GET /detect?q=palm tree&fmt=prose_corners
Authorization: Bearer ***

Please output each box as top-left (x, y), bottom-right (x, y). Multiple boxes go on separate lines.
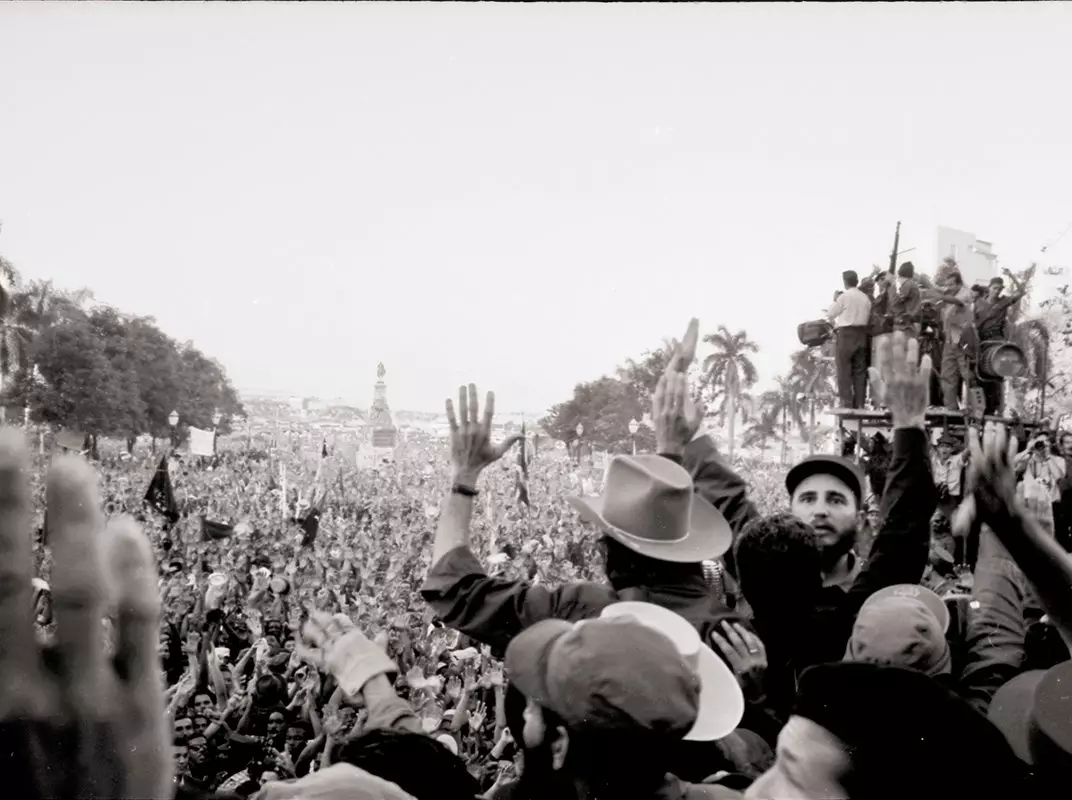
top-left (741, 413), bottom-right (779, 458)
top-left (760, 376), bottom-right (804, 465)
top-left (702, 326), bottom-right (759, 459)
top-left (788, 348), bottom-right (837, 451)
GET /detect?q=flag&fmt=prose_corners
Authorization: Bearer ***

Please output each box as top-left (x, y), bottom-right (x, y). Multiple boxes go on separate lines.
top-left (55, 429), bottom-right (85, 453)
top-left (322, 440), bottom-right (328, 459)
top-left (144, 455), bottom-right (180, 527)
top-left (201, 517), bottom-right (234, 541)
top-left (298, 507), bottom-right (321, 548)
top-left (515, 423), bottom-right (530, 507)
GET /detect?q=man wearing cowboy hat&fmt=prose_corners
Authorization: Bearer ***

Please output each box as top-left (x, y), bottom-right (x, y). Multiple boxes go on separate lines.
top-left (422, 321), bottom-right (748, 656)
top-left (421, 321), bottom-right (769, 777)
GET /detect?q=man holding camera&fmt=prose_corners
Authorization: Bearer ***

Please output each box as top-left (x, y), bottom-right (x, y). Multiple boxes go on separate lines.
top-left (826, 270), bottom-right (872, 408)
top-left (1015, 432), bottom-right (1066, 536)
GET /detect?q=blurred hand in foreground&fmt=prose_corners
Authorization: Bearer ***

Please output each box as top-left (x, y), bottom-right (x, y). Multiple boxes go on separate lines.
top-left (0, 429), bottom-right (171, 798)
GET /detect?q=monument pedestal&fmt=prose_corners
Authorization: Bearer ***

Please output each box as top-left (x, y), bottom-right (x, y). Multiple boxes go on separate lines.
top-left (369, 376), bottom-right (397, 450)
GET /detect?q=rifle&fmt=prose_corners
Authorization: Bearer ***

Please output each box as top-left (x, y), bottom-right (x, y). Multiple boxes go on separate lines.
top-left (889, 220), bottom-right (901, 275)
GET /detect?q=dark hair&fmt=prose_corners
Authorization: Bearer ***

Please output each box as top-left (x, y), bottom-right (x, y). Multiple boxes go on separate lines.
top-left (897, 261), bottom-right (914, 278)
top-left (734, 513), bottom-right (822, 614)
top-left (336, 728), bottom-right (480, 800)
top-left (286, 719), bottom-right (313, 737)
top-left (193, 689), bottom-right (217, 705)
top-left (600, 536), bottom-right (703, 596)
top-left (843, 271), bottom-right (859, 289)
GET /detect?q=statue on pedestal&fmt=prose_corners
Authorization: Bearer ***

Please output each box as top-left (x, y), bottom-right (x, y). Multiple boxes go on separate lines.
top-left (370, 362), bottom-right (396, 449)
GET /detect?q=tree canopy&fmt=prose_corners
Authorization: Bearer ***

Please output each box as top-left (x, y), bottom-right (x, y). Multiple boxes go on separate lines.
top-left (0, 268), bottom-right (243, 446)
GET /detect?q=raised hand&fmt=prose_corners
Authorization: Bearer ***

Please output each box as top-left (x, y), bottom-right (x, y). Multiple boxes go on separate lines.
top-left (406, 665), bottom-right (427, 691)
top-left (0, 433), bottom-right (171, 798)
top-left (868, 331), bottom-right (931, 429)
top-left (323, 713), bottom-right (343, 739)
top-left (468, 700), bottom-right (487, 731)
top-left (667, 318), bottom-right (700, 374)
top-left (445, 676), bottom-right (462, 702)
top-left (183, 630), bottom-right (201, 658)
top-left (966, 425), bottom-right (1020, 522)
top-left (445, 384), bottom-right (523, 488)
top-left (653, 370), bottom-right (701, 456)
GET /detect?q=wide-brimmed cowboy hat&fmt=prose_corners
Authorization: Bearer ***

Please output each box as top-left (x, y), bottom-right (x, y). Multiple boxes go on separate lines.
top-left (601, 601), bottom-right (745, 741)
top-left (566, 454), bottom-right (731, 563)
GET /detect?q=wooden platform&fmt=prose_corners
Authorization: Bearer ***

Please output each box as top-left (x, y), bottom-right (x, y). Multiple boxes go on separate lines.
top-left (824, 407), bottom-right (1044, 457)
top-left (828, 407), bottom-right (1039, 426)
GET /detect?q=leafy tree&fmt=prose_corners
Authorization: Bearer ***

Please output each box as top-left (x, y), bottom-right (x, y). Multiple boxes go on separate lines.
top-left (28, 317), bottom-right (127, 441)
top-left (0, 263), bottom-right (243, 447)
top-left (125, 317), bottom-right (187, 442)
top-left (540, 376), bottom-right (647, 455)
top-left (701, 326), bottom-right (759, 459)
top-left (89, 307), bottom-right (148, 448)
top-left (177, 343), bottom-right (244, 433)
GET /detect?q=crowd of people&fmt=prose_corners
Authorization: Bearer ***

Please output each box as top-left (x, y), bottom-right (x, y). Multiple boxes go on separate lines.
top-left (6, 322), bottom-right (1072, 800)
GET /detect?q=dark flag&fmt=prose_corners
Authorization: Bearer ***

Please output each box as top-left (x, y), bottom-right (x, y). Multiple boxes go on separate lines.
top-left (298, 507), bottom-right (321, 548)
top-left (144, 455), bottom-right (180, 527)
top-left (322, 440), bottom-right (328, 459)
top-left (201, 517), bottom-right (234, 541)
top-left (516, 423), bottom-right (530, 508)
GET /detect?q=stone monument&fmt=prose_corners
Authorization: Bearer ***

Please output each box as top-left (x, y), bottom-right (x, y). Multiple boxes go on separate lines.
top-left (369, 362), bottom-right (397, 450)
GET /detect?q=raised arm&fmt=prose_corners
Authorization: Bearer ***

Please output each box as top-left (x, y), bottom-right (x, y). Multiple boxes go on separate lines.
top-left (422, 384), bottom-right (612, 653)
top-left (848, 333), bottom-right (937, 608)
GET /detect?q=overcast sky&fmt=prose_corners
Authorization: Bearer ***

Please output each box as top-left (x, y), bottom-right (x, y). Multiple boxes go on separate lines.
top-left (2, 2), bottom-right (1071, 413)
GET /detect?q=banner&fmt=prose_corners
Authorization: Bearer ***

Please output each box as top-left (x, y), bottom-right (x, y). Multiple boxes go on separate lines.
top-left (55, 429), bottom-right (85, 453)
top-left (188, 427), bottom-right (215, 457)
top-left (356, 448), bottom-right (375, 471)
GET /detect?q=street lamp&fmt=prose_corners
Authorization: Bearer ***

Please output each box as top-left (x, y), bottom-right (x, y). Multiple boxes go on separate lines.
top-left (168, 410), bottom-right (179, 449)
top-left (629, 418), bottom-right (639, 455)
top-left (212, 410), bottom-right (222, 428)
top-left (575, 422), bottom-right (584, 465)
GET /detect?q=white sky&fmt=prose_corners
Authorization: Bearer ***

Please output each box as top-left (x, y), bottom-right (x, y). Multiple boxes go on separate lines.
top-left (2, 2), bottom-right (1072, 413)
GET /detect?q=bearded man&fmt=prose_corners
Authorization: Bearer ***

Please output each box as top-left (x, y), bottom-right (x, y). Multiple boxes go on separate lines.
top-left (720, 333), bottom-right (939, 721)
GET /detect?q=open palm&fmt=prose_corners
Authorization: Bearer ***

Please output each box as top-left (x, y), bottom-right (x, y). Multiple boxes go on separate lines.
top-left (445, 384), bottom-right (522, 485)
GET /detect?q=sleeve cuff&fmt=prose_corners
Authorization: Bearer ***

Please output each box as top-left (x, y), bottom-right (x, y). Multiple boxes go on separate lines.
top-left (334, 634), bottom-right (399, 698)
top-left (422, 545), bottom-right (487, 594)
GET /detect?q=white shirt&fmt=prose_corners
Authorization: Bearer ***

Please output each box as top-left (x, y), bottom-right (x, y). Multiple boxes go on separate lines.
top-left (826, 287), bottom-right (872, 328)
top-left (931, 452), bottom-right (965, 496)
